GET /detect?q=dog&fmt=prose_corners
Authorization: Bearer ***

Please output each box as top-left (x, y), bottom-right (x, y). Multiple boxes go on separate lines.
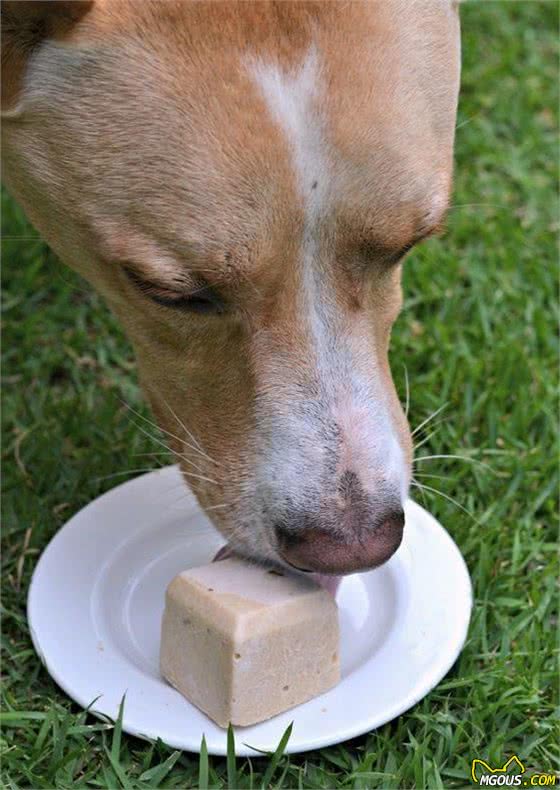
top-left (2, 0), bottom-right (460, 577)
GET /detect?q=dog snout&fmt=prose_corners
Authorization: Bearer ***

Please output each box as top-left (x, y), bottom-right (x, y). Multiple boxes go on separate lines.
top-left (275, 507), bottom-right (405, 575)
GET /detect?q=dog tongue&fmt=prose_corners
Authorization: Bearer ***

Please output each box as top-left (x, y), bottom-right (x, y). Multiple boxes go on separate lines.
top-left (212, 545), bottom-right (341, 597)
top-left (310, 574), bottom-right (342, 596)
top-left (213, 544), bottom-right (235, 562)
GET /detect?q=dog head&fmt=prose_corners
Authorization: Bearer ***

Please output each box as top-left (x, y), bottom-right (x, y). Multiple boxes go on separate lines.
top-left (2, 0), bottom-right (460, 573)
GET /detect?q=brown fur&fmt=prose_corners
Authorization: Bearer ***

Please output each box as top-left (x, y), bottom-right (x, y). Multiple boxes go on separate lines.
top-left (2, 0), bottom-right (461, 571)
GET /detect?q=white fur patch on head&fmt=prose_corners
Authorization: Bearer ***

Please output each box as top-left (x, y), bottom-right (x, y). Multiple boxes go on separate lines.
top-left (248, 46), bottom-right (332, 355)
top-left (247, 47), bottom-right (409, 513)
top-left (248, 47), bottom-right (329, 225)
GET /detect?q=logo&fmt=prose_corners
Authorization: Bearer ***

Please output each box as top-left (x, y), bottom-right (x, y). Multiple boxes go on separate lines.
top-left (471, 755), bottom-right (557, 787)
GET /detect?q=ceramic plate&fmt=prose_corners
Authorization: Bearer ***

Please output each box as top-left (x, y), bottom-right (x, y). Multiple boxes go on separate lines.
top-left (28, 465), bottom-right (471, 756)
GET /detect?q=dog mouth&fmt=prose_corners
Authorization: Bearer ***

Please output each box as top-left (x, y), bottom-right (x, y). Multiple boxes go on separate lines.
top-left (212, 544), bottom-right (342, 596)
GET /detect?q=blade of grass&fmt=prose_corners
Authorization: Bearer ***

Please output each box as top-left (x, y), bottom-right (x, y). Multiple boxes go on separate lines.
top-left (260, 722), bottom-right (293, 789)
top-left (103, 745), bottom-right (133, 790)
top-left (227, 724), bottom-right (237, 790)
top-left (199, 734), bottom-right (209, 789)
top-left (273, 758), bottom-right (291, 790)
top-left (111, 694), bottom-right (126, 764)
top-left (33, 707), bottom-right (54, 756)
top-left (1, 711), bottom-right (48, 723)
top-left (139, 749), bottom-right (181, 785)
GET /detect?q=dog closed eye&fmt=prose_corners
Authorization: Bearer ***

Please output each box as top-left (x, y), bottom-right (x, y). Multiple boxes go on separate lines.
top-left (356, 239), bottom-right (416, 269)
top-left (124, 268), bottom-right (226, 315)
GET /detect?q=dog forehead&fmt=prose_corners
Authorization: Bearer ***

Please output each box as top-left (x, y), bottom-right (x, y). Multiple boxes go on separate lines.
top-left (247, 47), bottom-right (453, 252)
top-left (16, 0), bottom-right (458, 274)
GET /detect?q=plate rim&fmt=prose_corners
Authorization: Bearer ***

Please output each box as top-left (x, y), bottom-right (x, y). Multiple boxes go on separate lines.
top-left (27, 465), bottom-right (472, 756)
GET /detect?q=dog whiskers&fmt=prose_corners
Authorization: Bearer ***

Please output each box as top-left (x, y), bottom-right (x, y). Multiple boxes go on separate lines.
top-left (448, 202), bottom-right (511, 211)
top-left (180, 470), bottom-right (219, 486)
top-left (132, 450), bottom-right (174, 459)
top-left (136, 448), bottom-right (222, 487)
top-left (401, 363), bottom-right (410, 418)
top-left (455, 114), bottom-right (478, 131)
top-left (130, 419), bottom-right (208, 475)
top-left (411, 402), bottom-right (448, 437)
top-left (413, 428), bottom-right (440, 452)
top-left (163, 399), bottom-right (221, 467)
top-left (122, 401), bottom-right (215, 467)
top-left (411, 478), bottom-right (481, 525)
top-left (124, 408), bottom-right (223, 486)
top-left (99, 464), bottom-right (218, 487)
top-left (413, 471), bottom-right (451, 482)
top-left (414, 453), bottom-right (496, 473)
top-left (95, 467), bottom-right (167, 483)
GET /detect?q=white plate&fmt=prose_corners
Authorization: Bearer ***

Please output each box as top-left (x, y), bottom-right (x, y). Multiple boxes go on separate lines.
top-left (28, 465), bottom-right (471, 756)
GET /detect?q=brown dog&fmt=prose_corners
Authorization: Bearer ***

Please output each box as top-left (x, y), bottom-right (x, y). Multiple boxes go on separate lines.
top-left (2, 0), bottom-right (460, 576)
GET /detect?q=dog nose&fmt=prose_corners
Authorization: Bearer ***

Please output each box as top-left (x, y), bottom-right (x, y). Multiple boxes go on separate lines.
top-left (275, 508), bottom-right (404, 575)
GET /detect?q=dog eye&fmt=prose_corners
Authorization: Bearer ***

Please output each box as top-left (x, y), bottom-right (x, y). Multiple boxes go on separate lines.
top-left (125, 269), bottom-right (225, 314)
top-left (384, 242), bottom-right (415, 266)
top-left (359, 240), bottom-right (415, 268)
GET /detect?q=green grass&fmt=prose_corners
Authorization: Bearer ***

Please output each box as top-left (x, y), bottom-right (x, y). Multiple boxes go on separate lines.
top-left (1, 2), bottom-right (558, 787)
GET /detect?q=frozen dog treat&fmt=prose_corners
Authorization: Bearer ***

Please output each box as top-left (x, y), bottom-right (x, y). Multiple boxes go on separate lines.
top-left (160, 557), bottom-right (340, 727)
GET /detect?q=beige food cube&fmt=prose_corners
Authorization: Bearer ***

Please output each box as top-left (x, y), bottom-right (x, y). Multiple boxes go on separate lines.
top-left (160, 557), bottom-right (340, 727)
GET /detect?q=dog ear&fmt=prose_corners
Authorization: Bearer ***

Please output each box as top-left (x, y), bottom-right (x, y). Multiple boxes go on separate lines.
top-left (1, 0), bottom-right (93, 114)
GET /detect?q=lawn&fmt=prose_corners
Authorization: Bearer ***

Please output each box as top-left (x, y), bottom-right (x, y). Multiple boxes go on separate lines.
top-left (1, 2), bottom-right (558, 788)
